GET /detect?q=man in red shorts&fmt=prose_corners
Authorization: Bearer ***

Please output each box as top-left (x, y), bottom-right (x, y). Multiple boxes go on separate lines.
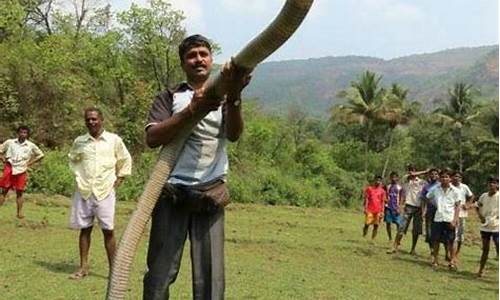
top-left (0, 126), bottom-right (44, 218)
top-left (363, 175), bottom-right (387, 240)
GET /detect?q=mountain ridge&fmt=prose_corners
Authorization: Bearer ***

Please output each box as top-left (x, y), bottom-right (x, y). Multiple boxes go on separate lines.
top-left (243, 45), bottom-right (499, 116)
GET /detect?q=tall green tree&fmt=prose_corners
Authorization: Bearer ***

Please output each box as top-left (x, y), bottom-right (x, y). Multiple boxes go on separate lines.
top-left (333, 70), bottom-right (386, 173)
top-left (435, 82), bottom-right (480, 172)
top-left (118, 0), bottom-right (186, 91)
top-left (379, 83), bottom-right (420, 177)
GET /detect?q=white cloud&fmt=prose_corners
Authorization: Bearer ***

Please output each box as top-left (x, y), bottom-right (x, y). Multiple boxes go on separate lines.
top-left (168, 0), bottom-right (206, 32)
top-left (357, 0), bottom-right (424, 23)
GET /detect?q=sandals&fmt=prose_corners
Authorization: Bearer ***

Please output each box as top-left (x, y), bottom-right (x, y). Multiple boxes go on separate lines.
top-left (69, 269), bottom-right (89, 280)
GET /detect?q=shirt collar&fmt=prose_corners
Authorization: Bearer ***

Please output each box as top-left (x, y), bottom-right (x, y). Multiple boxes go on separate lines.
top-left (83, 130), bottom-right (109, 141)
top-left (14, 139), bottom-right (28, 146)
top-left (172, 82), bottom-right (194, 93)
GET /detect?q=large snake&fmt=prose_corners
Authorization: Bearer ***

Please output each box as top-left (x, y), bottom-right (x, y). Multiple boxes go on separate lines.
top-left (106, 0), bottom-right (314, 298)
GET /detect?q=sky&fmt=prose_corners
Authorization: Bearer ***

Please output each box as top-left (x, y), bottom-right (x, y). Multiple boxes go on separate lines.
top-left (109, 0), bottom-right (499, 63)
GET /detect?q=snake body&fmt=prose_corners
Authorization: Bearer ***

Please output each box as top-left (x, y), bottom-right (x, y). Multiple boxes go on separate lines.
top-left (106, 1), bottom-right (315, 298)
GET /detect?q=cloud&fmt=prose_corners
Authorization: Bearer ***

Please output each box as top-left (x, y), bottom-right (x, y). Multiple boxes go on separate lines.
top-left (357, 0), bottom-right (425, 23)
top-left (168, 0), bottom-right (206, 32)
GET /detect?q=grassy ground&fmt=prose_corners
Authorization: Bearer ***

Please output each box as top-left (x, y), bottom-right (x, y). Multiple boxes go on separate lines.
top-left (0, 194), bottom-right (498, 299)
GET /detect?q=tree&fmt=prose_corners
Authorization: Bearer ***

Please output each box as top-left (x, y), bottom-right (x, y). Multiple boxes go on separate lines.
top-left (118, 0), bottom-right (186, 91)
top-left (379, 83), bottom-right (420, 177)
top-left (434, 82), bottom-right (480, 172)
top-left (333, 70), bottom-right (386, 173)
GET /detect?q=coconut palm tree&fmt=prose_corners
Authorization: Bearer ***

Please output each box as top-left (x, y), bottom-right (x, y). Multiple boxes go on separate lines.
top-left (379, 83), bottom-right (420, 177)
top-left (334, 70), bottom-right (386, 172)
top-left (434, 82), bottom-right (480, 172)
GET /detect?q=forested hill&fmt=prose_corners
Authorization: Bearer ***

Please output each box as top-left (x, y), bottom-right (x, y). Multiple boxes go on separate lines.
top-left (243, 45), bottom-right (499, 115)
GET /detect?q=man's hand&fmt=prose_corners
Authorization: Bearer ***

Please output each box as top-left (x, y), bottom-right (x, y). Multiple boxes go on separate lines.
top-left (114, 177), bottom-right (124, 188)
top-left (189, 87), bottom-right (222, 114)
top-left (221, 59), bottom-right (252, 102)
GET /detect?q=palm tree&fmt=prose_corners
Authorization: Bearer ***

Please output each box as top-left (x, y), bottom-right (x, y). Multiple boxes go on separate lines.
top-left (379, 83), bottom-right (420, 177)
top-left (434, 82), bottom-right (480, 172)
top-left (333, 70), bottom-right (386, 172)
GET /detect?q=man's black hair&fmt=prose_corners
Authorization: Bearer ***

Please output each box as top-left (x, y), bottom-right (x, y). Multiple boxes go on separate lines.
top-left (389, 171), bottom-right (398, 177)
top-left (17, 125), bottom-right (30, 135)
top-left (84, 107), bottom-right (104, 120)
top-left (488, 176), bottom-right (499, 184)
top-left (439, 168), bottom-right (453, 177)
top-left (374, 175), bottom-right (383, 180)
top-left (407, 164), bottom-right (416, 172)
top-left (178, 34), bottom-right (212, 62)
top-left (453, 171), bottom-right (463, 177)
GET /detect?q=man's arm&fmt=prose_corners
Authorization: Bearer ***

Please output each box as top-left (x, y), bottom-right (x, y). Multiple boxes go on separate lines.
top-left (452, 202), bottom-right (460, 227)
top-left (27, 144), bottom-right (44, 167)
top-left (222, 61), bottom-right (252, 142)
top-left (146, 89), bottom-right (221, 148)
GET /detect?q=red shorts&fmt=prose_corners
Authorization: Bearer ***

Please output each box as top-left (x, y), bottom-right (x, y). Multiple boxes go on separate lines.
top-left (0, 163), bottom-right (28, 192)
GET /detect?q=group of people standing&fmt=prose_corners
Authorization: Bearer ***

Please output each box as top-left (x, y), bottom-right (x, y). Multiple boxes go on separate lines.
top-left (363, 166), bottom-right (499, 277)
top-left (0, 34), bottom-right (252, 299)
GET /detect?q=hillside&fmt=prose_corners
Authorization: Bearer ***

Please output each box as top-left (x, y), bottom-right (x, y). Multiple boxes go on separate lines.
top-left (243, 45), bottom-right (499, 115)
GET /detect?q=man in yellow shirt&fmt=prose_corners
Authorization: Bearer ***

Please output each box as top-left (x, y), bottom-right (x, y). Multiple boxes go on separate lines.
top-left (68, 108), bottom-right (132, 280)
top-left (0, 125), bottom-right (44, 219)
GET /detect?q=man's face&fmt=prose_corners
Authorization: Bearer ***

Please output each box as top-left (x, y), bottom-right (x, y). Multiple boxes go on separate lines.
top-left (390, 175), bottom-right (398, 183)
top-left (452, 174), bottom-right (462, 185)
top-left (440, 174), bottom-right (451, 186)
top-left (488, 181), bottom-right (499, 192)
top-left (429, 171), bottom-right (439, 182)
top-left (17, 129), bottom-right (29, 142)
top-left (374, 178), bottom-right (383, 187)
top-left (85, 111), bottom-right (103, 137)
top-left (181, 46), bottom-right (213, 82)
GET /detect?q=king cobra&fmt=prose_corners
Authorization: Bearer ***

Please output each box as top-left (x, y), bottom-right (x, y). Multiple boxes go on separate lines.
top-left (106, 0), bottom-right (314, 298)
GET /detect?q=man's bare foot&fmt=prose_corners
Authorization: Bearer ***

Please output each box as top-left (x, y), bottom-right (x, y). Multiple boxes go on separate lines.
top-left (17, 214), bottom-right (24, 219)
top-left (409, 250), bottom-right (417, 256)
top-left (69, 269), bottom-right (89, 280)
top-left (477, 271), bottom-right (483, 278)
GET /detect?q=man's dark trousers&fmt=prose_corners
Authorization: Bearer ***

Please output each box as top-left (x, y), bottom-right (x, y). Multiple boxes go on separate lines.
top-left (143, 194), bottom-right (225, 300)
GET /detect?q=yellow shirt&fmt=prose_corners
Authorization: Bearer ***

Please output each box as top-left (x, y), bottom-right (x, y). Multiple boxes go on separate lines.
top-left (68, 131), bottom-right (132, 201)
top-left (0, 138), bottom-right (44, 175)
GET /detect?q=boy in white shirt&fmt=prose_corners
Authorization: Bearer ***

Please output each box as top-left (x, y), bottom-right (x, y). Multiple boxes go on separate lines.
top-left (426, 169), bottom-right (460, 269)
top-left (476, 176), bottom-right (499, 277)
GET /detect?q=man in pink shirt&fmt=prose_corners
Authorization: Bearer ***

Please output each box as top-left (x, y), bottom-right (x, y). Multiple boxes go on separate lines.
top-left (363, 175), bottom-right (387, 240)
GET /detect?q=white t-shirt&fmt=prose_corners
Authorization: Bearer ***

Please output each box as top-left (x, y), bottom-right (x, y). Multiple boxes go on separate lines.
top-left (426, 185), bottom-right (460, 223)
top-left (477, 192), bottom-right (499, 232)
top-left (453, 183), bottom-right (473, 218)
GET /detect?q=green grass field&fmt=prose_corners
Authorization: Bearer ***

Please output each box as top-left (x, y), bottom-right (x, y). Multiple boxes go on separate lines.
top-left (0, 194), bottom-right (498, 299)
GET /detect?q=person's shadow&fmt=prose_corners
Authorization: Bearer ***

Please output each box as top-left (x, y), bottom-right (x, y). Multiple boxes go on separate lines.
top-left (34, 260), bottom-right (108, 279)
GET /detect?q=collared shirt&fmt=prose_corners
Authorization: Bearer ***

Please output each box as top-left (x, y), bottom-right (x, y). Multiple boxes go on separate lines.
top-left (453, 183), bottom-right (473, 218)
top-left (0, 138), bottom-right (44, 175)
top-left (477, 192), bottom-right (499, 232)
top-left (364, 186), bottom-right (386, 214)
top-left (145, 83), bottom-right (228, 186)
top-left (426, 184), bottom-right (460, 223)
top-left (68, 131), bottom-right (132, 201)
top-left (403, 177), bottom-right (425, 207)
